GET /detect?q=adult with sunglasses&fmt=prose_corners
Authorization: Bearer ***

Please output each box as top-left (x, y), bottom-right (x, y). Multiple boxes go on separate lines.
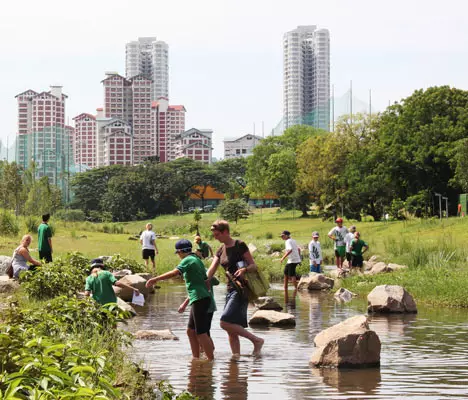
top-left (146, 239), bottom-right (215, 361)
top-left (206, 220), bottom-right (264, 357)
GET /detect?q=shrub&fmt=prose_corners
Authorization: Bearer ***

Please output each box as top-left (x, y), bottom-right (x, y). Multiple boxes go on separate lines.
top-left (107, 254), bottom-right (146, 273)
top-left (267, 243), bottom-right (284, 254)
top-left (55, 208), bottom-right (86, 221)
top-left (24, 215), bottom-right (40, 233)
top-left (0, 211), bottom-right (19, 236)
top-left (265, 232), bottom-right (273, 239)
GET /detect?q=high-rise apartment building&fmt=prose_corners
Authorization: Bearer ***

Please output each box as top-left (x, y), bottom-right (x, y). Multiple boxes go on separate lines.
top-left (72, 113), bottom-right (97, 168)
top-left (283, 25), bottom-right (330, 131)
top-left (125, 37), bottom-right (169, 100)
top-left (15, 86), bottom-right (72, 188)
top-left (175, 128), bottom-right (213, 164)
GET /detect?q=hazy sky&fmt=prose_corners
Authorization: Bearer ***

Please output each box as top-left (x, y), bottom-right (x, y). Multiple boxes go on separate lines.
top-left (1, 0), bottom-right (468, 158)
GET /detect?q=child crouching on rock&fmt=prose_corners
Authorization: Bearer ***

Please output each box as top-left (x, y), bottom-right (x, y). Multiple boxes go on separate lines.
top-left (146, 239), bottom-right (215, 361)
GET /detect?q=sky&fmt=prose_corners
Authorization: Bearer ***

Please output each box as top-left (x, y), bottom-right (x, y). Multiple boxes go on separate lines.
top-left (1, 0), bottom-right (468, 159)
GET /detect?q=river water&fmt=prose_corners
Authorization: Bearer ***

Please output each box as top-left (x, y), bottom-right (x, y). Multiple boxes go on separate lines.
top-left (128, 283), bottom-right (468, 399)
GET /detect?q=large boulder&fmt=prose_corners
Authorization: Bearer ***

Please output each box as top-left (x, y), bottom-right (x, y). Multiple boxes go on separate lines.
top-left (366, 262), bottom-right (387, 275)
top-left (113, 269), bottom-right (132, 280)
top-left (135, 272), bottom-right (152, 281)
top-left (254, 296), bottom-right (283, 311)
top-left (298, 274), bottom-right (334, 291)
top-left (0, 276), bottom-right (20, 294)
top-left (310, 315), bottom-right (381, 368)
top-left (116, 297), bottom-right (137, 316)
top-left (0, 256), bottom-right (12, 276)
top-left (367, 285), bottom-right (417, 313)
top-left (249, 310), bottom-right (295, 327)
top-left (334, 288), bottom-right (356, 302)
top-left (117, 275), bottom-right (148, 301)
top-left (134, 329), bottom-right (179, 340)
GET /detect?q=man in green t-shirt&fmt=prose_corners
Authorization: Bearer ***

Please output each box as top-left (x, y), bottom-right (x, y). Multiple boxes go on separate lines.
top-left (195, 235), bottom-right (213, 259)
top-left (85, 258), bottom-right (140, 305)
top-left (146, 239), bottom-right (215, 361)
top-left (350, 231), bottom-right (369, 269)
top-left (38, 213), bottom-right (53, 262)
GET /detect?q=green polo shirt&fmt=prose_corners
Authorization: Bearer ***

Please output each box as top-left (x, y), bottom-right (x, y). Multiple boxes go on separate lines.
top-left (85, 271), bottom-right (118, 305)
top-left (351, 239), bottom-right (368, 256)
top-left (197, 241), bottom-right (210, 258)
top-left (176, 254), bottom-right (211, 305)
top-left (38, 223), bottom-right (52, 252)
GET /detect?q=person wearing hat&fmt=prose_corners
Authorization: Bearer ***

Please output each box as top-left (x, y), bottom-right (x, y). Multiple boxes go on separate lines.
top-left (350, 231), bottom-right (369, 269)
top-left (345, 225), bottom-right (357, 267)
top-left (328, 218), bottom-right (349, 272)
top-left (308, 232), bottom-right (322, 273)
top-left (85, 258), bottom-right (140, 305)
top-left (146, 239), bottom-right (215, 361)
top-left (195, 235), bottom-right (213, 259)
top-left (280, 230), bottom-right (302, 295)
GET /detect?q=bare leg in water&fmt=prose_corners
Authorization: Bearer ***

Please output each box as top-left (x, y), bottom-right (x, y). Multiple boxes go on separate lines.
top-left (220, 321), bottom-right (264, 356)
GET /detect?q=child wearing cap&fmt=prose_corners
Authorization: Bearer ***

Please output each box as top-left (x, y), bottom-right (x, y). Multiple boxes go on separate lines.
top-left (308, 232), bottom-right (322, 273)
top-left (146, 239), bottom-right (215, 361)
top-left (350, 232), bottom-right (369, 269)
top-left (85, 258), bottom-right (140, 305)
top-left (328, 218), bottom-right (348, 272)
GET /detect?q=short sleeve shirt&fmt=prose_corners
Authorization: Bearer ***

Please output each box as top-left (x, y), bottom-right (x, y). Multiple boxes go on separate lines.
top-left (197, 241), bottom-right (210, 258)
top-left (308, 241), bottom-right (322, 263)
top-left (38, 223), bottom-right (52, 252)
top-left (176, 254), bottom-right (211, 304)
top-left (345, 232), bottom-right (355, 252)
top-left (140, 230), bottom-right (156, 250)
top-left (216, 240), bottom-right (249, 292)
top-left (328, 226), bottom-right (348, 248)
top-left (285, 238), bottom-right (301, 264)
top-left (85, 271), bottom-right (118, 305)
top-left (351, 239), bottom-right (368, 256)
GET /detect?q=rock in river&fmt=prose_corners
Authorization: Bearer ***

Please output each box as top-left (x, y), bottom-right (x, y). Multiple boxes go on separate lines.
top-left (367, 285), bottom-right (417, 313)
top-left (249, 310), bottom-right (295, 327)
top-left (134, 329), bottom-right (179, 340)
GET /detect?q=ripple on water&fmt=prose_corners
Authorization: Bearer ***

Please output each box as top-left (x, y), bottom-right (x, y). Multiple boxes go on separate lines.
top-left (129, 283), bottom-right (468, 399)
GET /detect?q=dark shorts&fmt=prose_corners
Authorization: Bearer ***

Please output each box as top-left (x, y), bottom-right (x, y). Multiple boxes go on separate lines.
top-left (221, 290), bottom-right (248, 328)
top-left (335, 246), bottom-right (346, 258)
top-left (39, 251), bottom-right (52, 263)
top-left (346, 252), bottom-right (352, 262)
top-left (351, 254), bottom-right (364, 268)
top-left (142, 249), bottom-right (155, 260)
top-left (187, 297), bottom-right (211, 335)
top-left (284, 262), bottom-right (300, 277)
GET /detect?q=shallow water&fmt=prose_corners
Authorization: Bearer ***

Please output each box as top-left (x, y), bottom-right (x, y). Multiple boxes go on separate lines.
top-left (128, 283), bottom-right (468, 399)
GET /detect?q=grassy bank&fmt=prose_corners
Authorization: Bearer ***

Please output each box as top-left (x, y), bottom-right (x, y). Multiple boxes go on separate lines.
top-left (2, 209), bottom-right (468, 306)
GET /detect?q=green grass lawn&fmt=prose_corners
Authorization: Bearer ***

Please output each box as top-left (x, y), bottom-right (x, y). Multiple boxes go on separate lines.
top-left (3, 209), bottom-right (468, 307)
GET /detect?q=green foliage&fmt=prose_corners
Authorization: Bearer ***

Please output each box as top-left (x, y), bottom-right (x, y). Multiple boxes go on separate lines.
top-left (0, 211), bottom-right (20, 236)
top-left (24, 215), bottom-right (39, 233)
top-left (102, 223), bottom-right (124, 234)
top-left (106, 254), bottom-right (146, 273)
top-left (55, 208), bottom-right (86, 221)
top-left (265, 232), bottom-right (273, 239)
top-left (216, 199), bottom-right (251, 224)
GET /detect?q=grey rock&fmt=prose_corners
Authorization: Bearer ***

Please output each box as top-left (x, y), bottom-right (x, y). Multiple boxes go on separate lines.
top-left (117, 275), bottom-right (148, 302)
top-left (298, 274), bottom-right (334, 291)
top-left (367, 285), bottom-right (417, 313)
top-left (249, 310), bottom-right (296, 327)
top-left (0, 256), bottom-right (12, 276)
top-left (0, 276), bottom-right (20, 294)
top-left (116, 297), bottom-right (137, 316)
top-left (334, 288), bottom-right (356, 302)
top-left (134, 329), bottom-right (179, 340)
top-left (254, 296), bottom-right (283, 311)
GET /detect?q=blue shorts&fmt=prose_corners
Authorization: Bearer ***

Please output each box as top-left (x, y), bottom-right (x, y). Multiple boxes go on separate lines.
top-left (220, 290), bottom-right (248, 328)
top-left (310, 264), bottom-right (321, 273)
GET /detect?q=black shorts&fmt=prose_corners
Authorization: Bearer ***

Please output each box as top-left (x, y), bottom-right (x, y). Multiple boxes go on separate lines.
top-left (346, 252), bottom-right (352, 262)
top-left (142, 249), bottom-right (155, 260)
top-left (187, 297), bottom-right (211, 335)
top-left (284, 262), bottom-right (300, 277)
top-left (351, 254), bottom-right (364, 268)
top-left (39, 251), bottom-right (52, 263)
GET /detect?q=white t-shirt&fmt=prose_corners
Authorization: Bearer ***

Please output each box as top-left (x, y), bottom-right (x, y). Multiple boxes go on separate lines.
top-left (285, 238), bottom-right (301, 264)
top-left (140, 230), bottom-right (156, 250)
top-left (345, 232), bottom-right (355, 252)
top-left (328, 226), bottom-right (348, 248)
top-left (308, 241), bottom-right (322, 264)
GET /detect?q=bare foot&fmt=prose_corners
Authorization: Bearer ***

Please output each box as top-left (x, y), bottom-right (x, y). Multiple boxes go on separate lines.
top-left (252, 338), bottom-right (264, 356)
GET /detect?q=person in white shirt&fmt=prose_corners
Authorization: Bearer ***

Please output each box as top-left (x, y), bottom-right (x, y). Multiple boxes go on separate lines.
top-left (328, 218), bottom-right (348, 272)
top-left (280, 230), bottom-right (301, 295)
top-left (308, 231), bottom-right (322, 273)
top-left (140, 223), bottom-right (158, 274)
top-left (345, 225), bottom-right (357, 268)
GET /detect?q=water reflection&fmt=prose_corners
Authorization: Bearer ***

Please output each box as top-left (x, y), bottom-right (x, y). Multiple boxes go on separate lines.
top-left (187, 359), bottom-right (215, 399)
top-left (220, 358), bottom-right (249, 400)
top-left (311, 367), bottom-right (381, 395)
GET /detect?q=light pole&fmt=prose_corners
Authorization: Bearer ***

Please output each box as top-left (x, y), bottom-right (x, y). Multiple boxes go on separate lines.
top-left (442, 196), bottom-right (448, 218)
top-left (435, 193), bottom-right (442, 219)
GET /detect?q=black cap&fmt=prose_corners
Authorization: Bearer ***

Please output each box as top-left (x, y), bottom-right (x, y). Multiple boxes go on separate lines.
top-left (280, 230), bottom-right (291, 237)
top-left (175, 239), bottom-right (192, 254)
top-left (90, 258), bottom-right (105, 268)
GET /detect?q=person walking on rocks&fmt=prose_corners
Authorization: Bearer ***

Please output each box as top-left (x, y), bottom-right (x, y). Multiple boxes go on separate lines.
top-left (280, 230), bottom-right (301, 294)
top-left (195, 235), bottom-right (213, 259)
top-left (206, 220), bottom-right (264, 357)
top-left (308, 232), bottom-right (322, 273)
top-left (350, 232), bottom-right (369, 270)
top-left (140, 223), bottom-right (158, 274)
top-left (328, 218), bottom-right (348, 273)
top-left (345, 225), bottom-right (357, 268)
top-left (38, 213), bottom-right (53, 263)
top-left (146, 240), bottom-right (215, 361)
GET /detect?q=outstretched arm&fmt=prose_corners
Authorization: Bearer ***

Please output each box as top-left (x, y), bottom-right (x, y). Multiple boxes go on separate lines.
top-left (146, 268), bottom-right (180, 287)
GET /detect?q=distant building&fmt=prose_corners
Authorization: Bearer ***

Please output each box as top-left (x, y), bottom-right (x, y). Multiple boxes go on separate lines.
top-left (151, 98), bottom-right (186, 163)
top-left (72, 113), bottom-right (97, 168)
top-left (15, 86), bottom-right (72, 190)
top-left (125, 37), bottom-right (169, 100)
top-left (175, 128), bottom-right (213, 164)
top-left (223, 134), bottom-right (262, 159)
top-left (283, 25), bottom-right (330, 131)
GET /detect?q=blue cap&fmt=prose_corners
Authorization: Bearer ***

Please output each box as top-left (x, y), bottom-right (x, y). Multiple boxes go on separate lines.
top-left (175, 239), bottom-right (192, 254)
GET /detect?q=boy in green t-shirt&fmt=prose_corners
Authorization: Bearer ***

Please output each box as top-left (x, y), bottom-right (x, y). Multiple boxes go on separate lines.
top-left (350, 232), bottom-right (369, 269)
top-left (195, 235), bottom-right (213, 259)
top-left (146, 239), bottom-right (215, 361)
